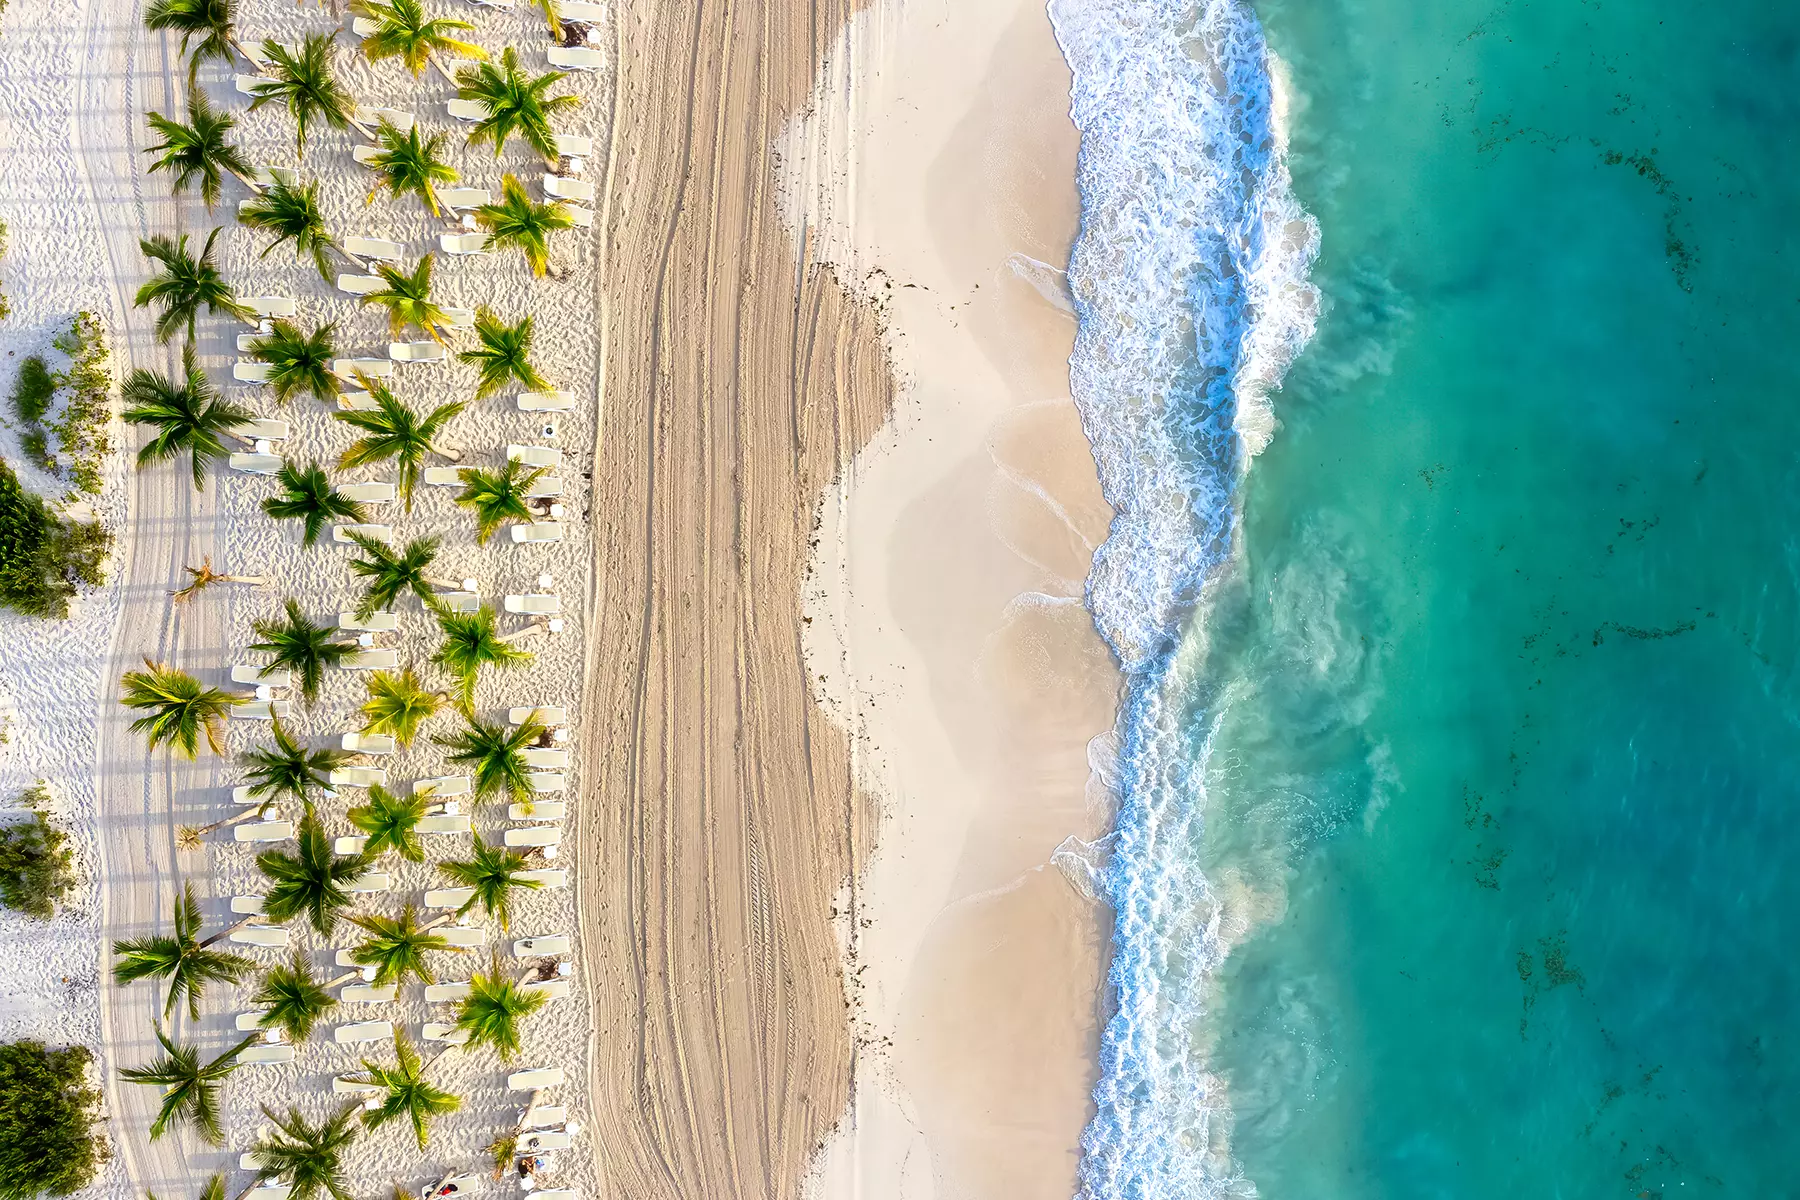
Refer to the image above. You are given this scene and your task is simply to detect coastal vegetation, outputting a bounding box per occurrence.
[0,786,74,919]
[0,457,110,619]
[0,1040,102,1198]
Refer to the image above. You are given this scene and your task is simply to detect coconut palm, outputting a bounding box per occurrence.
[353,0,486,83]
[349,904,459,986]
[135,229,254,343]
[359,668,443,746]
[144,0,252,83]
[347,534,460,619]
[458,309,548,398]
[249,34,361,159]
[526,0,561,39]
[348,785,427,862]
[121,658,242,757]
[249,1104,359,1200]
[251,953,338,1042]
[176,800,277,851]
[144,89,257,207]
[120,1028,256,1143]
[453,459,546,545]
[455,49,578,164]
[474,174,573,278]
[431,604,533,712]
[264,460,367,547]
[171,556,267,602]
[240,717,351,809]
[363,120,459,216]
[435,717,541,804]
[439,836,540,929]
[248,319,338,404]
[122,344,255,488]
[240,178,361,280]
[335,382,465,508]
[453,960,546,1060]
[258,816,371,936]
[111,882,255,1020]
[358,255,451,341]
[353,1032,460,1149]
[248,598,358,704]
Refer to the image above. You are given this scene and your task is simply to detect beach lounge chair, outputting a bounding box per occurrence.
[525,772,566,794]
[332,357,393,379]
[442,306,477,329]
[343,649,401,671]
[423,466,468,487]
[236,331,262,351]
[440,924,486,947]
[511,523,564,544]
[333,524,394,545]
[341,732,396,755]
[338,611,399,632]
[231,895,266,915]
[233,700,294,720]
[230,785,262,804]
[523,1105,567,1129]
[341,984,397,1003]
[439,232,489,255]
[422,1023,470,1045]
[418,814,473,835]
[335,835,369,855]
[389,340,448,363]
[345,871,392,893]
[355,105,414,132]
[240,1047,297,1068]
[470,0,515,10]
[503,827,560,849]
[446,99,491,123]
[228,452,284,475]
[239,1152,271,1171]
[507,1067,564,1091]
[557,0,604,18]
[351,16,379,33]
[509,800,566,822]
[352,145,383,166]
[329,767,388,788]
[438,591,480,614]
[333,1020,394,1045]
[231,665,292,687]
[337,390,380,411]
[230,924,290,948]
[552,133,595,158]
[232,362,273,383]
[519,1130,573,1151]
[232,418,290,440]
[440,187,493,210]
[523,474,564,499]
[530,1191,574,1200]
[424,886,477,909]
[414,775,473,797]
[338,481,396,504]
[513,935,570,956]
[337,274,388,295]
[543,174,597,202]
[247,296,297,319]
[564,205,595,229]
[334,950,370,969]
[507,444,563,468]
[505,594,562,616]
[517,868,568,888]
[235,74,270,96]
[234,821,294,843]
[343,235,406,262]
[251,165,300,188]
[518,391,574,412]
[424,982,471,1003]
[333,1076,384,1095]
[547,46,605,72]
[508,705,568,726]
[244,1186,292,1200]
[520,748,569,769]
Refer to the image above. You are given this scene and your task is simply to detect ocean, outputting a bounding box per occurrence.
[1057,0,1800,1196]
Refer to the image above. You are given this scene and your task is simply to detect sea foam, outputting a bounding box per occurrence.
[1048,0,1319,1194]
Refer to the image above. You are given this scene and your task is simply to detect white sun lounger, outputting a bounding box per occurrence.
[334,835,368,855]
[351,16,379,34]
[509,800,565,822]
[334,950,368,969]
[445,99,491,123]
[518,391,574,412]
[329,767,388,788]
[252,165,299,188]
[423,466,468,487]
[229,453,284,475]
[332,1076,383,1095]
[507,1067,563,1091]
[503,827,560,849]
[343,649,400,671]
[232,362,273,384]
[238,1152,271,1170]
[530,1190,574,1200]
[338,481,396,504]
[231,895,266,915]
[247,296,297,319]
[523,1105,567,1129]
[525,772,566,793]
[337,390,379,411]
[414,775,472,797]
[513,935,570,956]
[245,1186,291,1200]
[511,523,564,544]
[470,0,515,10]
[423,982,471,1003]
[524,474,564,499]
[556,0,604,19]
[520,748,568,768]
[232,665,292,687]
[333,524,394,545]
[338,611,399,632]
[422,1023,470,1045]
[234,821,294,843]
[440,187,493,210]
[235,74,271,96]
[240,1046,296,1068]
[505,594,562,615]
[236,332,263,351]
[546,46,605,71]
[230,785,263,804]
[340,984,396,1003]
[418,814,472,835]
[517,868,568,888]
[424,886,476,909]
[507,444,562,468]
[442,306,477,329]
[232,418,290,440]
[351,145,383,166]
[439,232,489,255]
[332,357,393,379]
[390,340,447,363]
[519,1130,573,1151]
[564,204,594,229]
[543,173,596,202]
[343,236,406,262]
[334,1020,394,1045]
[439,591,480,614]
[233,700,294,720]
[509,706,568,726]
[341,732,396,755]
[356,105,414,131]
[337,274,388,295]
[552,133,594,157]
[230,924,290,947]
[440,924,486,947]
[345,871,392,893]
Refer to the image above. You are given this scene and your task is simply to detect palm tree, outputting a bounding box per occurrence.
[347,534,461,618]
[144,0,252,83]
[248,598,358,705]
[177,799,277,851]
[526,0,561,39]
[353,1032,460,1149]
[353,0,486,84]
[240,717,350,809]
[335,382,465,508]
[435,717,541,804]
[122,344,255,488]
[349,904,460,986]
[171,556,267,602]
[249,1104,359,1200]
[265,460,366,546]
[249,34,362,159]
[348,785,427,861]
[439,836,540,929]
[252,953,338,1042]
[121,658,242,757]
[148,1171,228,1200]
[248,320,338,404]
[359,668,443,746]
[145,89,257,207]
[258,816,371,936]
[136,229,253,343]
[454,459,545,545]
[431,605,533,712]
[455,49,579,164]
[474,175,573,278]
[359,255,451,341]
[120,1028,256,1143]
[458,309,549,398]
[363,120,459,216]
[240,178,362,280]
[453,959,546,1060]
[111,882,255,1019]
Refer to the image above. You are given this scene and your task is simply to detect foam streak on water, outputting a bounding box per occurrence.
[1048,0,1318,1194]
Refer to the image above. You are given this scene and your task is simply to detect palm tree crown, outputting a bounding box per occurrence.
[455,48,579,164]
[265,459,368,547]
[121,658,242,757]
[458,309,549,398]
[454,960,546,1060]
[240,717,351,810]
[145,89,255,208]
[111,882,254,1020]
[120,1027,256,1143]
[439,836,540,929]
[358,668,443,746]
[136,228,252,343]
[249,34,359,159]
[359,255,451,341]
[248,597,358,705]
[454,459,545,544]
[353,1031,460,1148]
[258,816,372,936]
[348,785,428,861]
[436,716,543,804]
[240,178,352,280]
[354,0,486,82]
[249,319,338,404]
[347,534,454,618]
[122,344,255,489]
[474,174,573,277]
[349,904,459,985]
[364,120,459,216]
[252,952,338,1042]
[335,381,465,508]
[431,604,532,712]
[250,1104,359,1200]
[144,0,248,83]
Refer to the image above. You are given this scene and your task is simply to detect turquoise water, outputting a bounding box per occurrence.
[1198,1,1800,1196]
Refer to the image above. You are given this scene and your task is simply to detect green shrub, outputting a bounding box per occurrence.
[0,797,72,920]
[16,431,50,474]
[9,359,51,425]
[0,1041,101,1199]
[46,315,109,497]
[0,459,111,618]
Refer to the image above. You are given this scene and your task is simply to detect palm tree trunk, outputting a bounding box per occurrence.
[228,36,259,69]
[326,970,365,988]
[227,165,267,194]
[428,52,461,87]
[198,913,262,949]
[427,442,463,463]
[497,624,548,646]
[421,913,458,932]
[424,576,466,592]
[329,240,369,272]
[186,802,273,842]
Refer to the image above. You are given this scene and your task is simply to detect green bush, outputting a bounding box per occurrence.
[9,359,52,425]
[0,1041,101,1199]
[0,459,111,618]
[46,315,110,497]
[0,792,72,920]
[16,431,50,474]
